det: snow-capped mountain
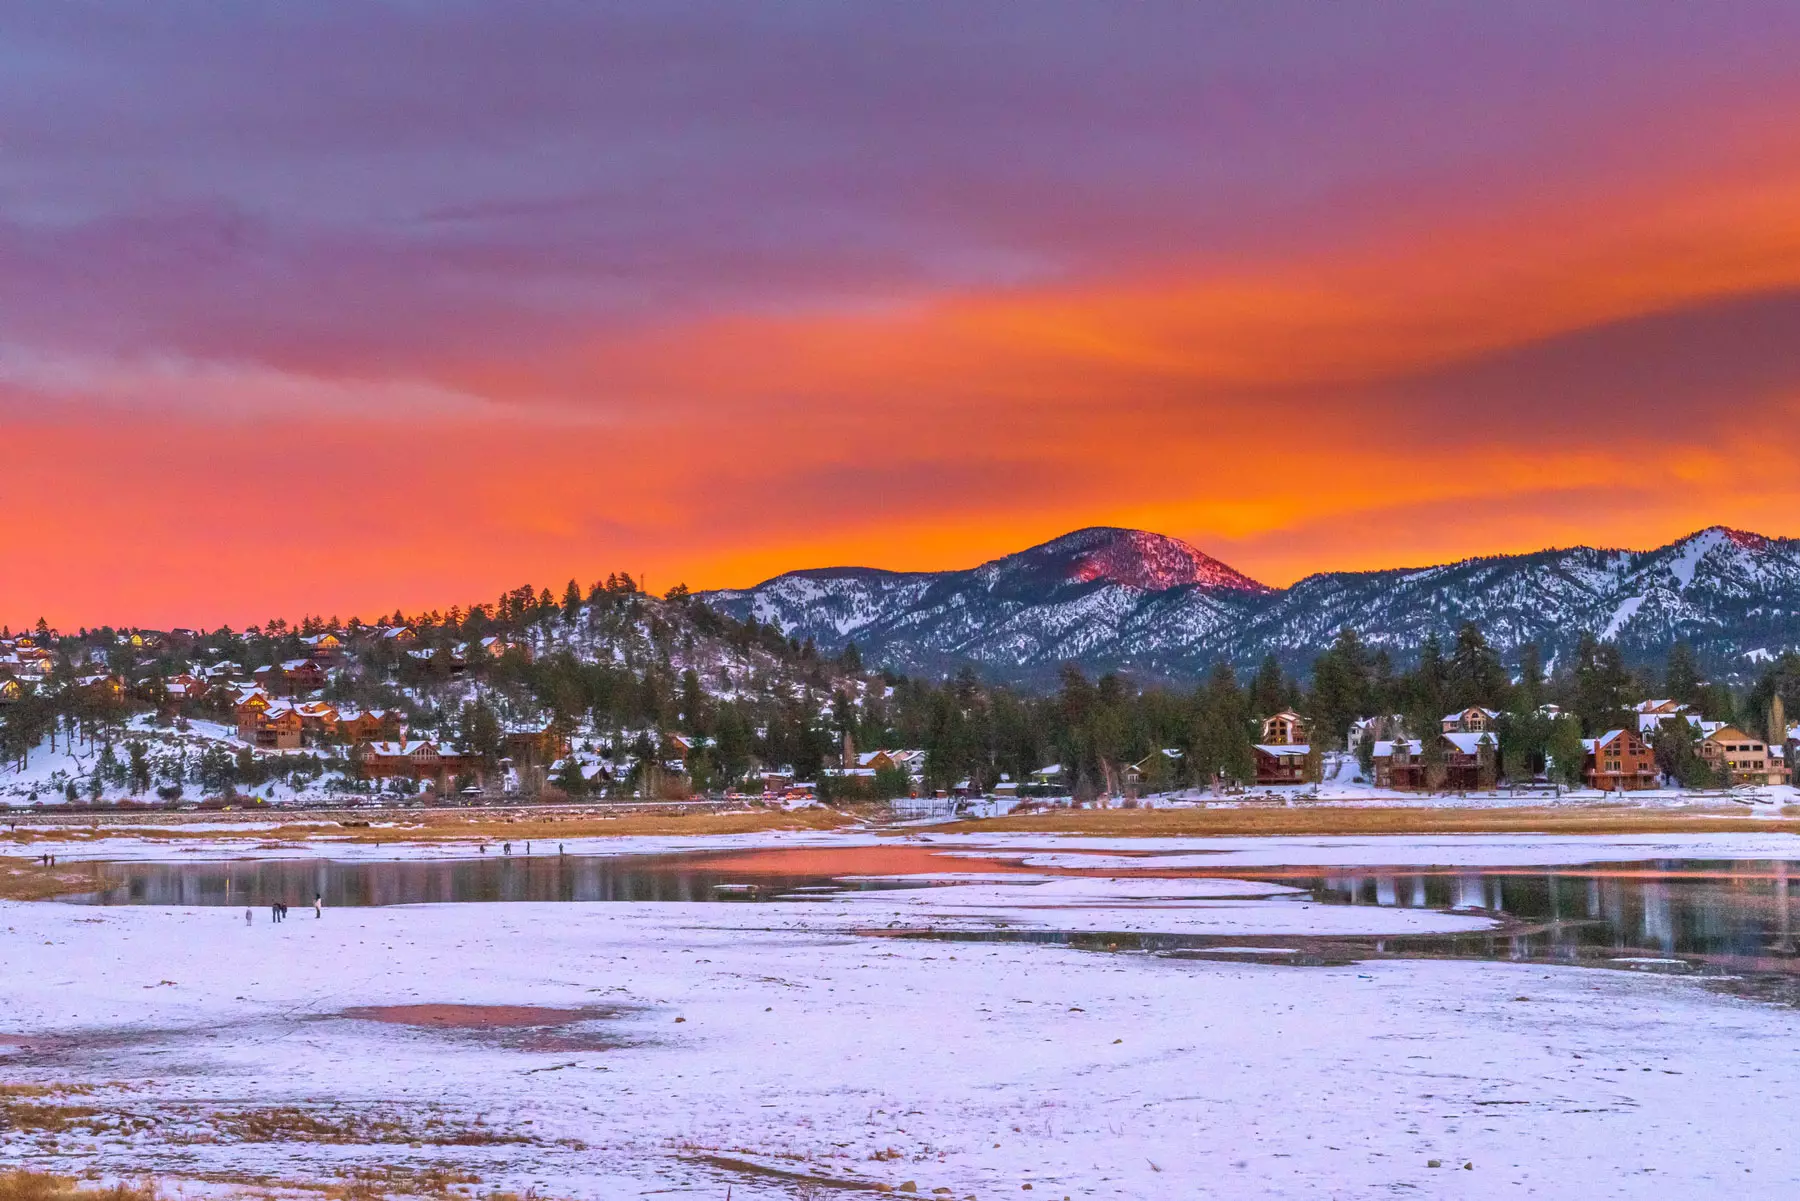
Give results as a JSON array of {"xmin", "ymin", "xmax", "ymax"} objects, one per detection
[{"xmin": 699, "ymin": 525, "xmax": 1800, "ymax": 680}]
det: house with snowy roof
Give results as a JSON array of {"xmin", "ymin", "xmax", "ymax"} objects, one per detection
[
  {"xmin": 300, "ymin": 631, "xmax": 345, "ymax": 660},
  {"xmin": 1346, "ymin": 714, "xmax": 1405, "ymax": 752},
  {"xmin": 1252, "ymin": 742, "xmax": 1311, "ymax": 785},
  {"xmin": 335, "ymin": 708, "xmax": 402, "ymax": 745},
  {"xmin": 1698, "ymin": 725, "xmax": 1786, "ymax": 786},
  {"xmin": 1440, "ymin": 707, "xmax": 1500, "ymax": 734},
  {"xmin": 242, "ymin": 699, "xmax": 303, "ymax": 750},
  {"xmin": 506, "ymin": 719, "xmax": 570, "ymax": 766},
  {"xmin": 1259, "ymin": 710, "xmax": 1308, "ymax": 745},
  {"xmin": 1631, "ymin": 699, "xmax": 1703, "ymax": 736},
  {"xmin": 1580, "ymin": 729, "xmax": 1657, "ymax": 791},
  {"xmin": 1373, "ymin": 731, "xmax": 1497, "ymax": 790},
  {"xmin": 74, "ymin": 672, "xmax": 128, "ymax": 700},
  {"xmin": 355, "ymin": 739, "xmax": 470, "ymax": 784}
]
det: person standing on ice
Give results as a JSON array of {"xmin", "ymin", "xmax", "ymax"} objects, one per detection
[
  {"xmin": 245, "ymin": 908, "xmax": 252, "ymax": 926},
  {"xmin": 313, "ymin": 892, "xmax": 323, "ymax": 919}
]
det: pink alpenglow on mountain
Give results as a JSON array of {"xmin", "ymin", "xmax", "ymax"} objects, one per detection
[{"xmin": 1046, "ymin": 528, "xmax": 1270, "ymax": 593}]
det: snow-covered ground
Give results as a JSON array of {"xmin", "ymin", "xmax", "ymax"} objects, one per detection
[{"xmin": 4, "ymin": 830, "xmax": 1800, "ymax": 1198}]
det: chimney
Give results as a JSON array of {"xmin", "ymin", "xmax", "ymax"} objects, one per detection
[{"xmin": 842, "ymin": 729, "xmax": 856, "ymax": 771}]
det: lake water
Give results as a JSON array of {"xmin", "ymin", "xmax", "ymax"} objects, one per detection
[{"xmin": 61, "ymin": 847, "xmax": 1800, "ymax": 995}]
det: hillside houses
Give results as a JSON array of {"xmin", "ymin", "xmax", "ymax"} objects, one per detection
[
  {"xmin": 17, "ymin": 584, "xmax": 1800, "ymax": 811},
  {"xmin": 232, "ymin": 689, "xmax": 402, "ymax": 751}
]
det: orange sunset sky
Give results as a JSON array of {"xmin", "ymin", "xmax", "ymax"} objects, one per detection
[{"xmin": 6, "ymin": 5, "xmax": 1800, "ymax": 629}]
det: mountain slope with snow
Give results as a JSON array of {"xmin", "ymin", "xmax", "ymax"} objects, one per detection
[{"xmin": 700, "ymin": 526, "xmax": 1800, "ymax": 680}]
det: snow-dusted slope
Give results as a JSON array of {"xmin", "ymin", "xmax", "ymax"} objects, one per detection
[
  {"xmin": 701, "ymin": 526, "xmax": 1800, "ymax": 679},
  {"xmin": 703, "ymin": 528, "xmax": 1268, "ymax": 675}
]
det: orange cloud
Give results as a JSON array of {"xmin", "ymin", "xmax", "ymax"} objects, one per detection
[{"xmin": 11, "ymin": 151, "xmax": 1800, "ymax": 629}]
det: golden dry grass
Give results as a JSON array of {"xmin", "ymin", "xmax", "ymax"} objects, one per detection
[
  {"xmin": 941, "ymin": 804, "xmax": 1800, "ymax": 838},
  {"xmin": 0, "ymin": 1173, "xmax": 157, "ymax": 1201},
  {"xmin": 0, "ymin": 1084, "xmax": 139, "ymax": 1138},
  {"xmin": 320, "ymin": 1166, "xmax": 482, "ymax": 1201},
  {"xmin": 0, "ymin": 860, "xmax": 103, "ymax": 901},
  {"xmin": 306, "ymin": 806, "xmax": 858, "ymax": 844},
  {"xmin": 1, "ymin": 1168, "xmax": 525, "ymax": 1201},
  {"xmin": 5, "ymin": 806, "xmax": 855, "ymax": 849},
  {"xmin": 182, "ymin": 1106, "xmax": 530, "ymax": 1147}
]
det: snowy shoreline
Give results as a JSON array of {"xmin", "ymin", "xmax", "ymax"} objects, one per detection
[{"xmin": 4, "ymin": 831, "xmax": 1799, "ymax": 1198}]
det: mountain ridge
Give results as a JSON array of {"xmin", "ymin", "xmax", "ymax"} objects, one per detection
[{"xmin": 699, "ymin": 525, "xmax": 1800, "ymax": 681}]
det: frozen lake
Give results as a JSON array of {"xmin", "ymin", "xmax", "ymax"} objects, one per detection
[{"xmin": 60, "ymin": 845, "xmax": 1800, "ymax": 989}]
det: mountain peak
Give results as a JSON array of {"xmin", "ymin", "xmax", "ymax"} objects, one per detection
[
  {"xmin": 1680, "ymin": 525, "xmax": 1770, "ymax": 550},
  {"xmin": 1010, "ymin": 527, "xmax": 1270, "ymax": 594}
]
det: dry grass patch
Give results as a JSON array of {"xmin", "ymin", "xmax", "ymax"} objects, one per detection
[
  {"xmin": 0, "ymin": 1172, "xmax": 157, "ymax": 1201},
  {"xmin": 1, "ymin": 1169, "xmax": 534, "ymax": 1201},
  {"xmin": 0, "ymin": 1099, "xmax": 133, "ymax": 1137},
  {"xmin": 180, "ymin": 1105, "xmax": 531, "ymax": 1147},
  {"xmin": 943, "ymin": 804, "xmax": 1800, "ymax": 838},
  {"xmin": 303, "ymin": 807, "xmax": 855, "ymax": 843},
  {"xmin": 8, "ymin": 807, "xmax": 854, "ymax": 850},
  {"xmin": 321, "ymin": 1166, "xmax": 482, "ymax": 1201},
  {"xmin": 0, "ymin": 1084, "xmax": 126, "ymax": 1137},
  {"xmin": 0, "ymin": 860, "xmax": 103, "ymax": 902}
]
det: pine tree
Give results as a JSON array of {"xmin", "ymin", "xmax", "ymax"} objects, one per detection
[
  {"xmin": 1448, "ymin": 623, "xmax": 1506, "ymax": 709},
  {"xmin": 1571, "ymin": 633, "xmax": 1632, "ymax": 735},
  {"xmin": 1308, "ymin": 628, "xmax": 1371, "ymax": 750},
  {"xmin": 1249, "ymin": 654, "xmax": 1286, "ymax": 718},
  {"xmin": 1546, "ymin": 718, "xmax": 1587, "ymax": 789},
  {"xmin": 1419, "ymin": 730, "xmax": 1447, "ymax": 790},
  {"xmin": 127, "ymin": 741, "xmax": 151, "ymax": 795},
  {"xmin": 1665, "ymin": 642, "xmax": 1703, "ymax": 707},
  {"xmin": 1415, "ymin": 633, "xmax": 1447, "ymax": 720},
  {"xmin": 1515, "ymin": 643, "xmax": 1544, "ymax": 713}
]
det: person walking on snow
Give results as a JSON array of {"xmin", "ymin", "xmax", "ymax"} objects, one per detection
[{"xmin": 314, "ymin": 892, "xmax": 323, "ymax": 919}]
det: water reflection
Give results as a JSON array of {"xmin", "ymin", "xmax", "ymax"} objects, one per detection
[
  {"xmin": 1302, "ymin": 860, "xmax": 1800, "ymax": 969},
  {"xmin": 68, "ymin": 854, "xmax": 864, "ymax": 908}
]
